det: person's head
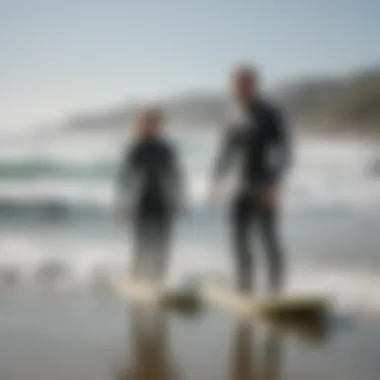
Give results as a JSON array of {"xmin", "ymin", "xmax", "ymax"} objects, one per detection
[
  {"xmin": 135, "ymin": 106, "xmax": 165, "ymax": 140},
  {"xmin": 231, "ymin": 64, "xmax": 260, "ymax": 104}
]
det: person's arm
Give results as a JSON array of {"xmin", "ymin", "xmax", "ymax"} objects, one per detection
[
  {"xmin": 208, "ymin": 127, "xmax": 242, "ymax": 202},
  {"xmin": 166, "ymin": 145, "xmax": 186, "ymax": 212},
  {"xmin": 114, "ymin": 143, "xmax": 139, "ymax": 217},
  {"xmin": 261, "ymin": 108, "xmax": 292, "ymax": 204},
  {"xmin": 268, "ymin": 108, "xmax": 292, "ymax": 184},
  {"xmin": 212, "ymin": 127, "xmax": 242, "ymax": 183}
]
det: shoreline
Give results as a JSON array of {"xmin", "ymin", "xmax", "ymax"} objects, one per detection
[{"xmin": 1, "ymin": 292, "xmax": 380, "ymax": 380}]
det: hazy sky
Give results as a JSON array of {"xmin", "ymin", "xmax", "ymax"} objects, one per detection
[{"xmin": 1, "ymin": 0, "xmax": 379, "ymax": 130}]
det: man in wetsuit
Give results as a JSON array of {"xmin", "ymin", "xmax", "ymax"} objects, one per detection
[
  {"xmin": 115, "ymin": 107, "xmax": 184, "ymax": 283},
  {"xmin": 210, "ymin": 65, "xmax": 291, "ymax": 294}
]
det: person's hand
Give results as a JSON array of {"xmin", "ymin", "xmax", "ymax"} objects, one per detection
[
  {"xmin": 113, "ymin": 204, "xmax": 131, "ymax": 223},
  {"xmin": 260, "ymin": 185, "xmax": 278, "ymax": 206},
  {"xmin": 208, "ymin": 184, "xmax": 225, "ymax": 205}
]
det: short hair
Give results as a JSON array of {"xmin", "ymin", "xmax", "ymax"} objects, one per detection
[
  {"xmin": 135, "ymin": 105, "xmax": 165, "ymax": 138},
  {"xmin": 139, "ymin": 105, "xmax": 164, "ymax": 123},
  {"xmin": 232, "ymin": 64, "xmax": 259, "ymax": 82}
]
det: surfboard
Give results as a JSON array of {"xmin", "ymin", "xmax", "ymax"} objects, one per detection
[
  {"xmin": 113, "ymin": 277, "xmax": 201, "ymax": 313},
  {"xmin": 199, "ymin": 284, "xmax": 329, "ymax": 321},
  {"xmin": 114, "ymin": 277, "xmax": 329, "ymax": 323}
]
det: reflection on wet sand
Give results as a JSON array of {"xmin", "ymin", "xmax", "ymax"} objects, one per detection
[
  {"xmin": 231, "ymin": 323, "xmax": 282, "ymax": 380},
  {"xmin": 115, "ymin": 304, "xmax": 329, "ymax": 380},
  {"xmin": 116, "ymin": 307, "xmax": 180, "ymax": 380}
]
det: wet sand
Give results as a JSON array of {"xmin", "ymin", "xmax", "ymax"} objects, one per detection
[{"xmin": 1, "ymin": 293, "xmax": 380, "ymax": 380}]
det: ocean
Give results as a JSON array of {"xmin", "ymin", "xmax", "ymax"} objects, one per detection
[{"xmin": 0, "ymin": 127, "xmax": 379, "ymax": 315}]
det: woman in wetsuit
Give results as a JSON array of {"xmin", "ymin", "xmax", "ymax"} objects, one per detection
[{"xmin": 115, "ymin": 107, "xmax": 184, "ymax": 283}]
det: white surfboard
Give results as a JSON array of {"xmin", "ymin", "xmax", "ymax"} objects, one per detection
[
  {"xmin": 114, "ymin": 277, "xmax": 163, "ymax": 305},
  {"xmin": 114, "ymin": 277, "xmax": 329, "ymax": 321},
  {"xmin": 199, "ymin": 284, "xmax": 329, "ymax": 321},
  {"xmin": 113, "ymin": 277, "xmax": 201, "ymax": 312}
]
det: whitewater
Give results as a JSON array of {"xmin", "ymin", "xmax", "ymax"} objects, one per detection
[{"xmin": 0, "ymin": 127, "xmax": 379, "ymax": 315}]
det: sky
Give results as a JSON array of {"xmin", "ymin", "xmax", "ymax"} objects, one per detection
[{"xmin": 0, "ymin": 0, "xmax": 379, "ymax": 131}]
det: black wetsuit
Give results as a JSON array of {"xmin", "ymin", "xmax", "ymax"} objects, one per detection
[
  {"xmin": 213, "ymin": 100, "xmax": 291, "ymax": 293},
  {"xmin": 117, "ymin": 137, "xmax": 183, "ymax": 281}
]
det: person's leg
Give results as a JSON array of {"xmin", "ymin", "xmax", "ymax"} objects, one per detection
[
  {"xmin": 259, "ymin": 204, "xmax": 284, "ymax": 294},
  {"xmin": 131, "ymin": 211, "xmax": 151, "ymax": 279},
  {"xmin": 151, "ymin": 211, "xmax": 172, "ymax": 283},
  {"xmin": 231, "ymin": 194, "xmax": 254, "ymax": 293}
]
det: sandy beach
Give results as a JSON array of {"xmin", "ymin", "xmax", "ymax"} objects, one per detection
[
  {"xmin": 0, "ymin": 133, "xmax": 379, "ymax": 379},
  {"xmin": 0, "ymin": 292, "xmax": 380, "ymax": 380},
  {"xmin": 0, "ymin": 122, "xmax": 379, "ymax": 380},
  {"xmin": 2, "ymin": 1, "xmax": 380, "ymax": 379}
]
